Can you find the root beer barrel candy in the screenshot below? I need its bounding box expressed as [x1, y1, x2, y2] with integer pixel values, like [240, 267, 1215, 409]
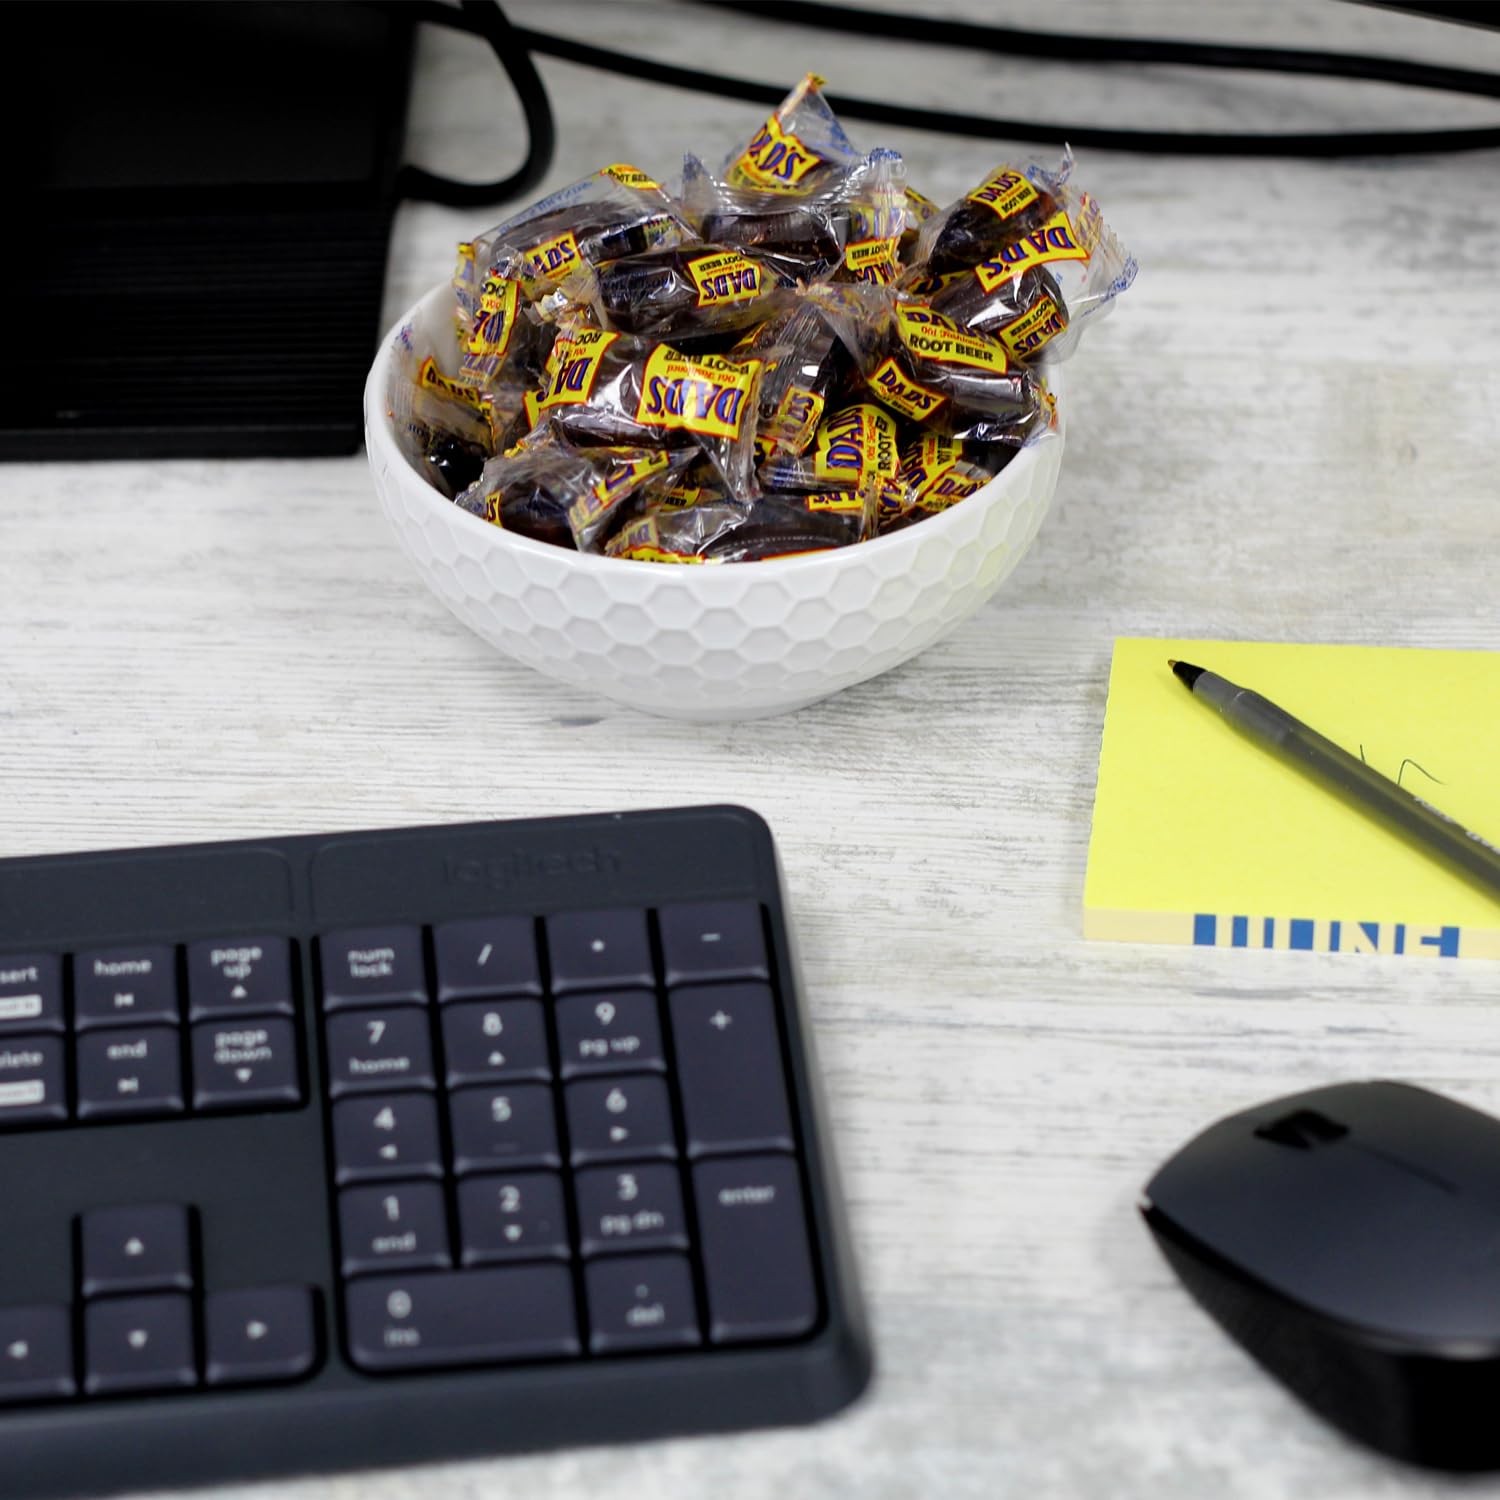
[736, 298, 847, 457]
[588, 243, 785, 339]
[911, 263, 1070, 364]
[606, 491, 869, 564]
[758, 401, 899, 494]
[915, 154, 1136, 362]
[471, 163, 692, 302]
[456, 433, 692, 551]
[535, 329, 766, 500]
[921, 165, 1061, 277]
[805, 284, 1040, 437]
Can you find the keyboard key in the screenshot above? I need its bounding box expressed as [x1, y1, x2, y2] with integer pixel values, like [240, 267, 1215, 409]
[433, 916, 542, 1001]
[320, 926, 427, 1011]
[668, 983, 794, 1156]
[83, 1294, 197, 1395]
[325, 1009, 435, 1097]
[449, 1084, 560, 1174]
[584, 1254, 700, 1354]
[546, 909, 654, 995]
[565, 1075, 676, 1165]
[345, 1266, 580, 1372]
[458, 1172, 570, 1265]
[76, 1027, 184, 1119]
[0, 1035, 67, 1126]
[205, 1286, 318, 1387]
[658, 901, 769, 987]
[555, 991, 665, 1077]
[338, 1182, 450, 1276]
[333, 1093, 443, 1184]
[574, 1164, 689, 1257]
[441, 999, 550, 1087]
[186, 936, 294, 1020]
[694, 1155, 816, 1343]
[80, 1204, 194, 1297]
[0, 954, 64, 1035]
[191, 1018, 301, 1111]
[0, 1305, 76, 1403]
[74, 945, 178, 1030]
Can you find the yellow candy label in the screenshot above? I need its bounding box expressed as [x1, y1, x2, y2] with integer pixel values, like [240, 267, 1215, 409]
[463, 274, 521, 361]
[966, 167, 1039, 221]
[602, 163, 661, 191]
[902, 433, 989, 510]
[972, 209, 1089, 291]
[635, 348, 760, 441]
[731, 112, 823, 193]
[657, 485, 708, 509]
[765, 385, 825, 454]
[524, 229, 582, 283]
[591, 450, 670, 506]
[418, 356, 485, 410]
[868, 356, 945, 421]
[482, 490, 504, 527]
[522, 388, 542, 428]
[607, 517, 709, 564]
[569, 450, 672, 533]
[687, 251, 767, 309]
[540, 329, 618, 409]
[813, 404, 898, 484]
[905, 187, 938, 224]
[843, 237, 900, 286]
[996, 293, 1067, 360]
[806, 491, 864, 513]
[896, 305, 1009, 373]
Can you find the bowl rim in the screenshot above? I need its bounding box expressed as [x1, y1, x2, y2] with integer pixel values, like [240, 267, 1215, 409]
[365, 281, 1065, 579]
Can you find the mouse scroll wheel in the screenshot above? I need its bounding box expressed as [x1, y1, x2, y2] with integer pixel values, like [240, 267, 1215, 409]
[1254, 1109, 1350, 1150]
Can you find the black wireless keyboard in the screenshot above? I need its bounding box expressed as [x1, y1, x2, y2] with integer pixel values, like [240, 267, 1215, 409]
[0, 807, 870, 1499]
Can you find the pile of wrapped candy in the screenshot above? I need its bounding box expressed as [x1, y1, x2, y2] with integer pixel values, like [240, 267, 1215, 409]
[391, 75, 1136, 564]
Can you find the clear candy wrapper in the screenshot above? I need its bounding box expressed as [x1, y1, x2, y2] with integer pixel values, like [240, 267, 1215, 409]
[388, 325, 493, 500]
[881, 432, 1017, 533]
[456, 428, 693, 552]
[803, 283, 1044, 443]
[565, 242, 788, 341]
[735, 296, 847, 457]
[606, 488, 870, 564]
[758, 400, 899, 494]
[531, 328, 767, 500]
[722, 73, 863, 195]
[470, 163, 692, 303]
[913, 151, 1136, 362]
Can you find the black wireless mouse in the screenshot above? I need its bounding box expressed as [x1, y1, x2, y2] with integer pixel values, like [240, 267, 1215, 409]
[1142, 1080, 1500, 1470]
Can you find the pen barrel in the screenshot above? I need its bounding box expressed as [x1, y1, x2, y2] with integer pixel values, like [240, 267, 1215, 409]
[1203, 676, 1500, 900]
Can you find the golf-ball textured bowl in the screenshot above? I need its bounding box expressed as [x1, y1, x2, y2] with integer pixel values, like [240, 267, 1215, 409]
[365, 283, 1065, 720]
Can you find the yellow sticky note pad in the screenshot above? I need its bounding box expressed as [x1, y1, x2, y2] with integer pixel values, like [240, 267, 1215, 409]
[1085, 639, 1500, 960]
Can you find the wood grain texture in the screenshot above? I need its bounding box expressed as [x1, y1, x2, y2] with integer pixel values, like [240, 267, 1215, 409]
[3, 3, 1500, 1496]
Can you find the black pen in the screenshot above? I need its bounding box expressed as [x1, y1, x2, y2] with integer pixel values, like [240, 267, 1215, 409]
[1170, 660, 1500, 905]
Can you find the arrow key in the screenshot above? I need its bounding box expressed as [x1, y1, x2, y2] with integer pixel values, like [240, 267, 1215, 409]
[0, 1305, 75, 1403]
[191, 1018, 301, 1113]
[205, 1286, 318, 1387]
[80, 1205, 194, 1297]
[332, 1093, 443, 1184]
[457, 1171, 570, 1265]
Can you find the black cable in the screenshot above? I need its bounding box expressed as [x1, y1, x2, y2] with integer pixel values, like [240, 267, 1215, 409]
[509, 22, 1500, 157]
[691, 0, 1500, 101]
[397, 0, 557, 207]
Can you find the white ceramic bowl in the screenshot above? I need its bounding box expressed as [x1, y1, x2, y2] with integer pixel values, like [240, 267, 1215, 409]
[365, 284, 1065, 720]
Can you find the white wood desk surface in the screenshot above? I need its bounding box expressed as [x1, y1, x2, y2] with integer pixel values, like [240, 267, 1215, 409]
[3, 4, 1499, 1497]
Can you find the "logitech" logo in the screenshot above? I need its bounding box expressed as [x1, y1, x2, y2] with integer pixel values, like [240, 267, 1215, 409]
[444, 847, 623, 890]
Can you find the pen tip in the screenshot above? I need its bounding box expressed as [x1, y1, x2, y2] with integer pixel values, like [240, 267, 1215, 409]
[1171, 660, 1206, 690]
[1166, 658, 1177, 668]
